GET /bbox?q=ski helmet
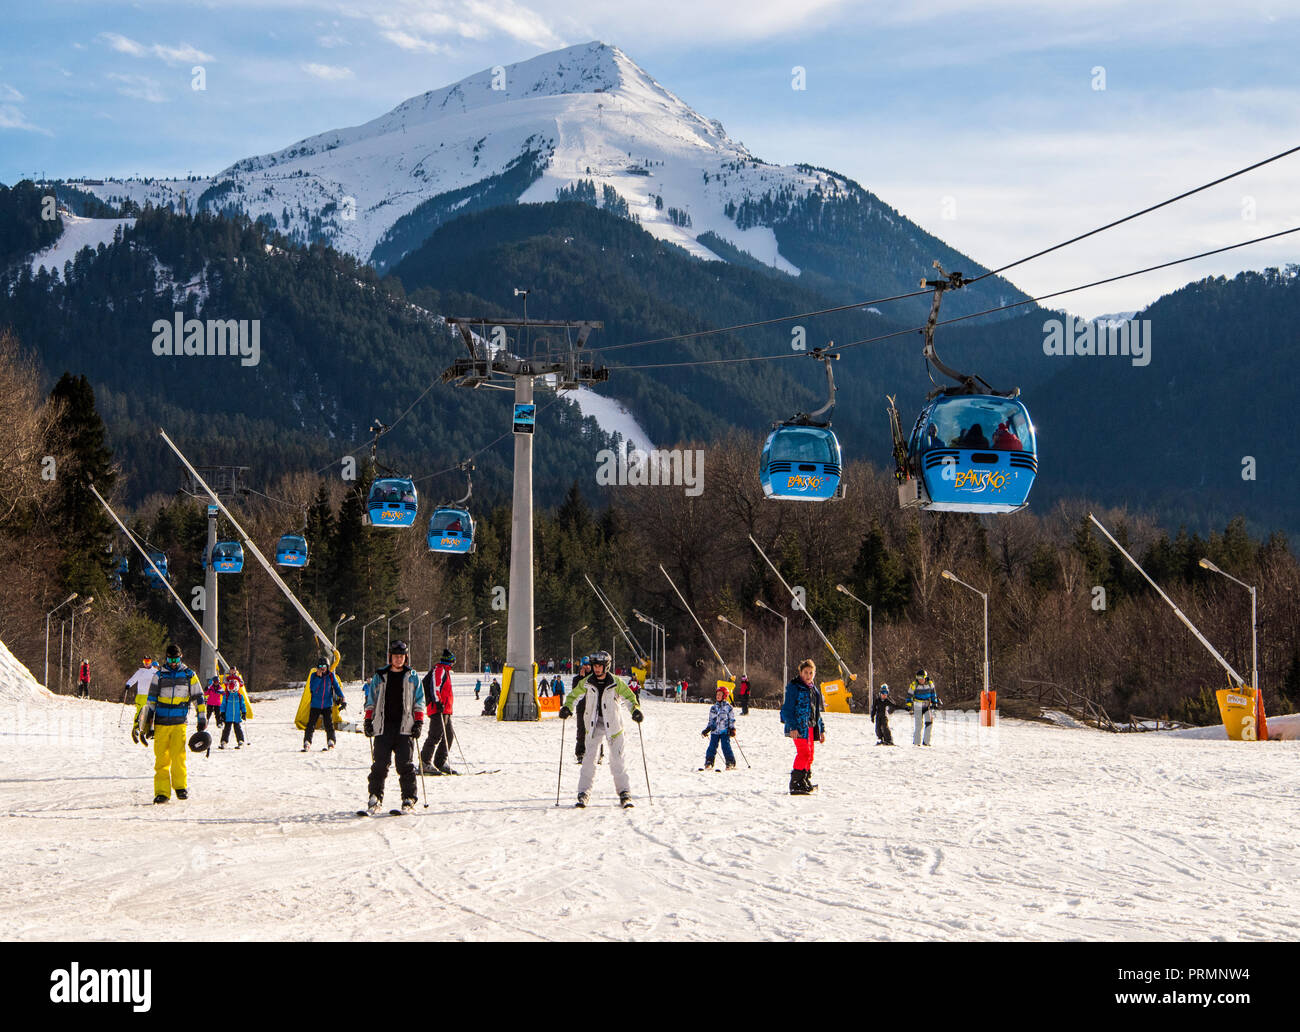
[715,685,727,698]
[880,684,890,695]
[439,648,455,664]
[188,730,211,753]
[389,640,409,655]
[580,656,590,665]
[590,650,611,667]
[915,668,927,679]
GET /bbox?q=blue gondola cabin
[367,478,419,528]
[427,508,475,554]
[760,425,843,501]
[275,534,309,568]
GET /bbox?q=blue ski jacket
[780,677,825,737]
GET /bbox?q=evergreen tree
[47,373,116,597]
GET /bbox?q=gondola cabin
[146,551,169,589]
[109,555,128,590]
[901,394,1037,513]
[760,425,843,501]
[275,534,309,569]
[208,541,245,573]
[427,508,475,554]
[367,478,418,528]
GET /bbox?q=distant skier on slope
[138,643,205,804]
[421,648,456,775]
[302,649,345,751]
[559,649,642,808]
[77,659,90,699]
[204,676,224,728]
[871,684,902,746]
[908,669,940,747]
[780,660,824,795]
[700,684,737,770]
[737,675,750,715]
[124,656,157,742]
[363,641,424,814]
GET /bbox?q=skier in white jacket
[559,650,643,808]
[123,657,158,742]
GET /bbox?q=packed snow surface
[28,213,136,274]
[1,670,1296,941]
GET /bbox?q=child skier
[700,684,737,770]
[559,650,642,808]
[219,677,248,749]
[871,684,902,746]
[363,641,425,814]
[302,649,345,751]
[223,668,251,744]
[421,648,456,775]
[474,678,482,701]
[780,660,824,795]
[907,669,940,747]
[204,676,224,727]
[137,643,205,803]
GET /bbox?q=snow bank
[1167,712,1300,741]
[564,386,655,450]
[29,213,135,275]
[0,637,54,706]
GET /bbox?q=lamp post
[754,598,788,689]
[569,624,589,679]
[941,570,989,698]
[1198,559,1258,694]
[386,606,410,653]
[435,612,450,670]
[333,613,355,650]
[465,620,483,674]
[836,584,872,693]
[360,613,387,680]
[633,610,665,690]
[407,610,430,666]
[449,617,469,670]
[716,615,746,678]
[45,593,77,689]
[479,619,497,673]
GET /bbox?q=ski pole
[443,711,469,773]
[732,733,751,769]
[556,715,566,807]
[636,719,653,805]
[414,728,428,808]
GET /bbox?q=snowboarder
[219,675,248,749]
[137,643,205,803]
[124,656,156,742]
[737,675,750,715]
[421,648,457,775]
[77,659,90,699]
[482,678,500,716]
[701,685,737,769]
[302,649,345,751]
[871,684,901,745]
[559,650,642,808]
[780,660,824,796]
[572,656,592,762]
[204,676,224,727]
[907,669,940,747]
[363,641,425,814]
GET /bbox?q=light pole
[836,584,872,693]
[386,606,410,653]
[435,612,450,670]
[407,610,430,667]
[333,613,355,650]
[633,610,665,689]
[463,621,480,673]
[1199,558,1258,695]
[716,615,746,678]
[941,570,989,699]
[479,619,497,673]
[360,613,386,680]
[754,598,788,689]
[449,617,469,670]
[569,624,589,678]
[45,593,77,689]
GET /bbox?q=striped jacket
[142,664,203,729]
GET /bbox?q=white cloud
[366,0,567,52]
[107,72,167,103]
[380,29,448,55]
[0,104,50,134]
[0,84,24,102]
[98,32,213,64]
[303,62,355,80]
[317,33,349,48]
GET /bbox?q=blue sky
[3,0,1298,314]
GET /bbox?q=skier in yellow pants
[138,643,205,803]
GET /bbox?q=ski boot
[702,758,714,770]
[401,797,416,813]
[789,770,809,796]
[437,765,457,776]
[619,790,634,809]
[574,792,589,808]
[153,794,169,804]
[326,740,335,750]
[301,742,310,752]
[725,761,736,770]
[802,770,818,793]
[365,795,383,815]
[175,789,188,800]
[219,742,226,750]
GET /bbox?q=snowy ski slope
[1,643,1296,942]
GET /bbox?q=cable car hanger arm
[919,261,1015,398]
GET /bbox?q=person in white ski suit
[559,650,643,806]
[124,657,158,742]
[907,669,940,746]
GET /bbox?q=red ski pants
[793,729,816,770]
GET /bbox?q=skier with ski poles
[700,684,737,770]
[302,649,345,751]
[420,648,456,775]
[871,684,903,746]
[780,660,824,795]
[137,643,205,804]
[559,650,643,808]
[907,669,940,747]
[362,641,425,814]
